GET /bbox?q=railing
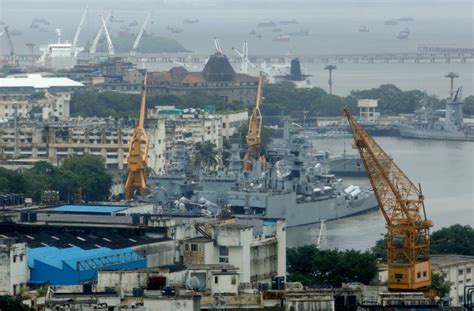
[75,250,144,271]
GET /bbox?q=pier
[3,49,474,66]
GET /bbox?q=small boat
[249,30,257,35]
[279,19,299,25]
[33,18,49,25]
[288,29,309,36]
[257,34,263,38]
[166,26,183,34]
[359,25,369,32]
[183,18,199,24]
[384,19,398,26]
[397,27,410,39]
[272,28,283,33]
[272,34,290,42]
[258,21,277,27]
[9,30,22,36]
[129,20,139,27]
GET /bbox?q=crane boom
[124,73,149,200]
[72,6,88,57]
[3,27,19,68]
[90,12,111,54]
[101,14,115,55]
[243,75,266,172]
[131,12,151,57]
[343,109,432,291]
[214,37,222,53]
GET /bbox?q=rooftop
[0,74,84,89]
[49,204,129,214]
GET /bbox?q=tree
[287,245,378,287]
[196,141,219,170]
[0,295,33,311]
[372,225,474,260]
[430,224,474,256]
[61,155,112,202]
[464,96,474,116]
[431,273,450,298]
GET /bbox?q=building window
[423,271,427,277]
[417,272,421,278]
[191,244,198,252]
[13,255,16,263]
[185,244,189,251]
[468,268,472,274]
[459,269,464,275]
[214,276,218,284]
[231,276,236,285]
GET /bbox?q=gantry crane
[243,75,266,172]
[100,14,115,55]
[124,73,149,200]
[343,109,432,291]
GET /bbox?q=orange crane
[343,109,432,291]
[243,75,266,172]
[124,73,149,200]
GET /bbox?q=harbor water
[286,137,474,250]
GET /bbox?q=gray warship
[149,133,378,227]
[398,86,474,141]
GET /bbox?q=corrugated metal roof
[49,205,128,214]
[0,74,84,88]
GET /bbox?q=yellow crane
[124,73,149,200]
[243,75,266,172]
[343,109,432,291]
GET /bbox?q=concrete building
[181,218,286,286]
[431,254,474,306]
[0,240,28,295]
[0,73,84,120]
[358,99,379,123]
[0,117,166,173]
[148,52,259,104]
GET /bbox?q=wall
[0,242,28,295]
[211,273,239,295]
[133,240,176,268]
[144,297,200,311]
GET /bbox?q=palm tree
[196,141,218,170]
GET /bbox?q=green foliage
[287,245,378,287]
[0,167,27,194]
[233,123,275,155]
[372,225,474,261]
[70,90,140,118]
[0,155,111,203]
[61,155,112,202]
[431,273,450,298]
[371,234,388,261]
[196,141,219,170]
[0,295,33,311]
[464,96,474,116]
[430,224,474,256]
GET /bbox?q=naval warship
[398,87,474,141]
[149,130,378,227]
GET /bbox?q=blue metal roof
[49,205,128,214]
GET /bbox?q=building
[181,218,286,286]
[0,117,166,173]
[431,254,474,306]
[0,240,28,295]
[0,73,83,120]
[148,52,259,104]
[358,99,379,123]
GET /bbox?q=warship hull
[228,190,378,227]
[398,124,474,141]
[328,156,367,177]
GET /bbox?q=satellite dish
[186,276,203,291]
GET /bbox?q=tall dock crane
[2,26,20,68]
[72,6,88,57]
[101,14,115,55]
[243,75,266,172]
[124,73,149,200]
[90,12,111,54]
[131,12,151,57]
[343,109,432,291]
